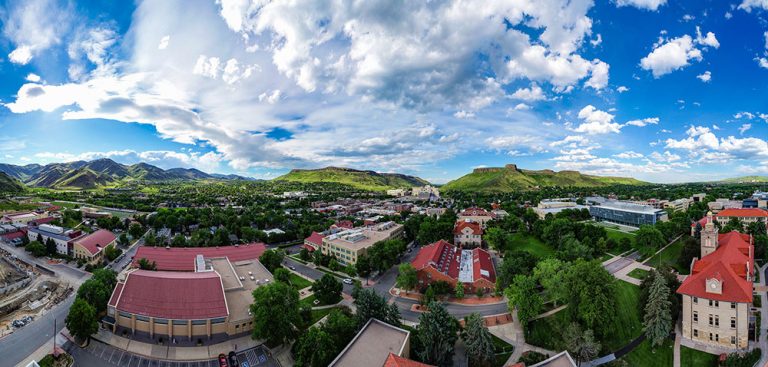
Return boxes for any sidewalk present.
[15,331,70,367]
[92,329,260,361]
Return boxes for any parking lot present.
[70,339,279,367]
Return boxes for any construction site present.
[0,247,72,339]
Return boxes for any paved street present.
[1,294,75,367]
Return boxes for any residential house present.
[73,229,116,264]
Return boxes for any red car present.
[218,353,229,367]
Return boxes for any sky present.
[1,0,768,184]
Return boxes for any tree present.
[416,302,459,366]
[299,247,311,261]
[356,254,372,279]
[45,238,57,256]
[643,271,673,347]
[77,278,112,314]
[396,263,418,294]
[495,250,537,290]
[293,327,337,367]
[748,221,767,236]
[260,249,285,273]
[273,268,291,284]
[722,217,743,233]
[66,298,99,341]
[463,313,495,366]
[454,282,465,299]
[322,309,358,347]
[563,322,601,365]
[104,244,122,261]
[564,261,616,335]
[635,226,666,257]
[137,258,157,270]
[250,282,301,345]
[533,258,570,307]
[25,241,47,257]
[505,274,542,326]
[484,227,508,253]
[311,274,343,305]
[353,288,401,327]
[92,268,117,290]
[677,236,699,271]
[118,233,130,246]
[129,223,144,239]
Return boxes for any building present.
[586,197,668,227]
[1,212,48,225]
[329,318,432,367]
[677,214,754,351]
[458,207,495,227]
[108,244,273,340]
[412,185,440,200]
[425,207,447,217]
[411,240,496,294]
[453,220,482,247]
[72,229,116,264]
[708,199,742,213]
[321,221,404,265]
[532,201,588,219]
[386,189,407,197]
[527,351,578,367]
[26,224,83,256]
[303,231,324,252]
[715,208,768,230]
[665,198,691,212]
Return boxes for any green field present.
[621,339,673,367]
[606,228,636,242]
[680,346,718,367]
[627,268,649,280]
[645,239,686,274]
[492,335,515,367]
[289,273,313,290]
[526,280,643,353]
[508,233,556,258]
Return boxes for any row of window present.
[692,312,737,329]
[692,297,737,309]
[118,312,224,326]
[692,330,737,345]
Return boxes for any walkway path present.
[489,309,558,366]
[602,252,653,285]
[91,329,260,361]
[531,305,567,321]
[673,321,681,367]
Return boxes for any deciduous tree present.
[250,282,301,345]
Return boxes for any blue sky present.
[1,0,768,183]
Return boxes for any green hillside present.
[442,164,647,192]
[274,167,429,191]
[0,172,24,193]
[716,176,768,183]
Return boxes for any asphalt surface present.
[1,294,75,367]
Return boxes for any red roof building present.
[132,243,266,271]
[303,231,324,252]
[333,220,354,229]
[110,270,228,320]
[691,209,768,235]
[73,229,116,257]
[411,240,496,294]
[458,207,495,227]
[453,220,483,247]
[383,354,435,367]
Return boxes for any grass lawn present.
[289,272,313,290]
[525,280,643,353]
[644,239,686,274]
[627,268,649,280]
[621,338,673,367]
[308,307,336,326]
[507,233,555,259]
[606,228,635,242]
[680,346,718,367]
[491,334,515,367]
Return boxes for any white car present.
[342,278,353,285]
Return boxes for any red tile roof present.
[113,270,228,320]
[454,221,483,235]
[459,207,494,218]
[717,208,768,218]
[305,231,325,246]
[108,283,123,307]
[0,231,26,241]
[29,217,56,226]
[677,231,754,303]
[473,248,496,283]
[334,220,354,229]
[411,240,455,273]
[132,243,267,271]
[383,353,435,367]
[412,240,496,284]
[75,229,116,256]
[301,244,317,252]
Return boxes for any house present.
[1,212,49,225]
[73,229,116,264]
[329,318,432,367]
[411,240,496,294]
[453,220,482,247]
[458,207,495,227]
[27,224,83,256]
[677,212,754,351]
[303,231,324,252]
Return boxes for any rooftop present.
[324,222,402,251]
[132,243,267,271]
[74,229,116,255]
[329,319,410,367]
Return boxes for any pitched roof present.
[677,231,754,303]
[717,208,768,218]
[472,247,496,283]
[459,207,494,217]
[411,240,454,272]
[132,243,266,271]
[305,231,325,246]
[454,220,483,235]
[412,240,496,284]
[112,270,228,320]
[75,229,116,255]
[383,353,435,367]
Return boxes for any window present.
[192,320,206,325]
[709,300,713,307]
[172,320,187,325]
[693,329,698,337]
[693,297,698,304]
[715,334,719,342]
[136,315,149,322]
[154,318,168,324]
[731,336,737,345]
[731,317,736,329]
[709,333,713,341]
[714,316,719,327]
[709,315,714,326]
[715,300,719,308]
[693,312,698,323]
[731,302,737,309]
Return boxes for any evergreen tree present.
[463,313,495,366]
[454,282,464,299]
[416,302,459,366]
[563,322,601,365]
[643,271,672,347]
[353,288,401,327]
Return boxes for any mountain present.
[716,176,768,184]
[274,166,430,191]
[442,164,647,192]
[0,159,248,189]
[0,172,24,193]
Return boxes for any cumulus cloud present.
[616,86,629,93]
[158,35,170,50]
[640,30,718,78]
[511,84,546,101]
[2,0,72,65]
[739,0,768,12]
[572,105,622,134]
[665,125,768,164]
[697,71,712,82]
[740,123,752,135]
[615,151,644,159]
[624,117,660,127]
[25,73,41,82]
[615,0,667,11]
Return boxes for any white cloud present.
[734,112,755,119]
[615,151,644,159]
[572,105,622,134]
[258,90,282,104]
[682,14,695,22]
[158,35,170,50]
[584,60,610,90]
[739,0,768,12]
[740,123,752,135]
[640,35,705,77]
[695,27,720,48]
[510,84,546,101]
[590,34,602,47]
[514,103,531,111]
[615,0,667,11]
[453,110,476,119]
[616,86,629,93]
[2,0,72,65]
[25,73,41,82]
[624,117,659,127]
[696,71,712,82]
[649,151,681,162]
[8,46,33,65]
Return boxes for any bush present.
[519,351,549,365]
[723,348,760,367]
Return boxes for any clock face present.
[711,283,717,289]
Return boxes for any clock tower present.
[701,211,719,257]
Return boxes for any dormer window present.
[706,277,722,295]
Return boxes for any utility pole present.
[53,318,56,356]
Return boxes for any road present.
[1,294,75,367]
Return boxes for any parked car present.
[289,266,296,270]
[218,353,229,367]
[228,351,240,367]
[343,278,353,285]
